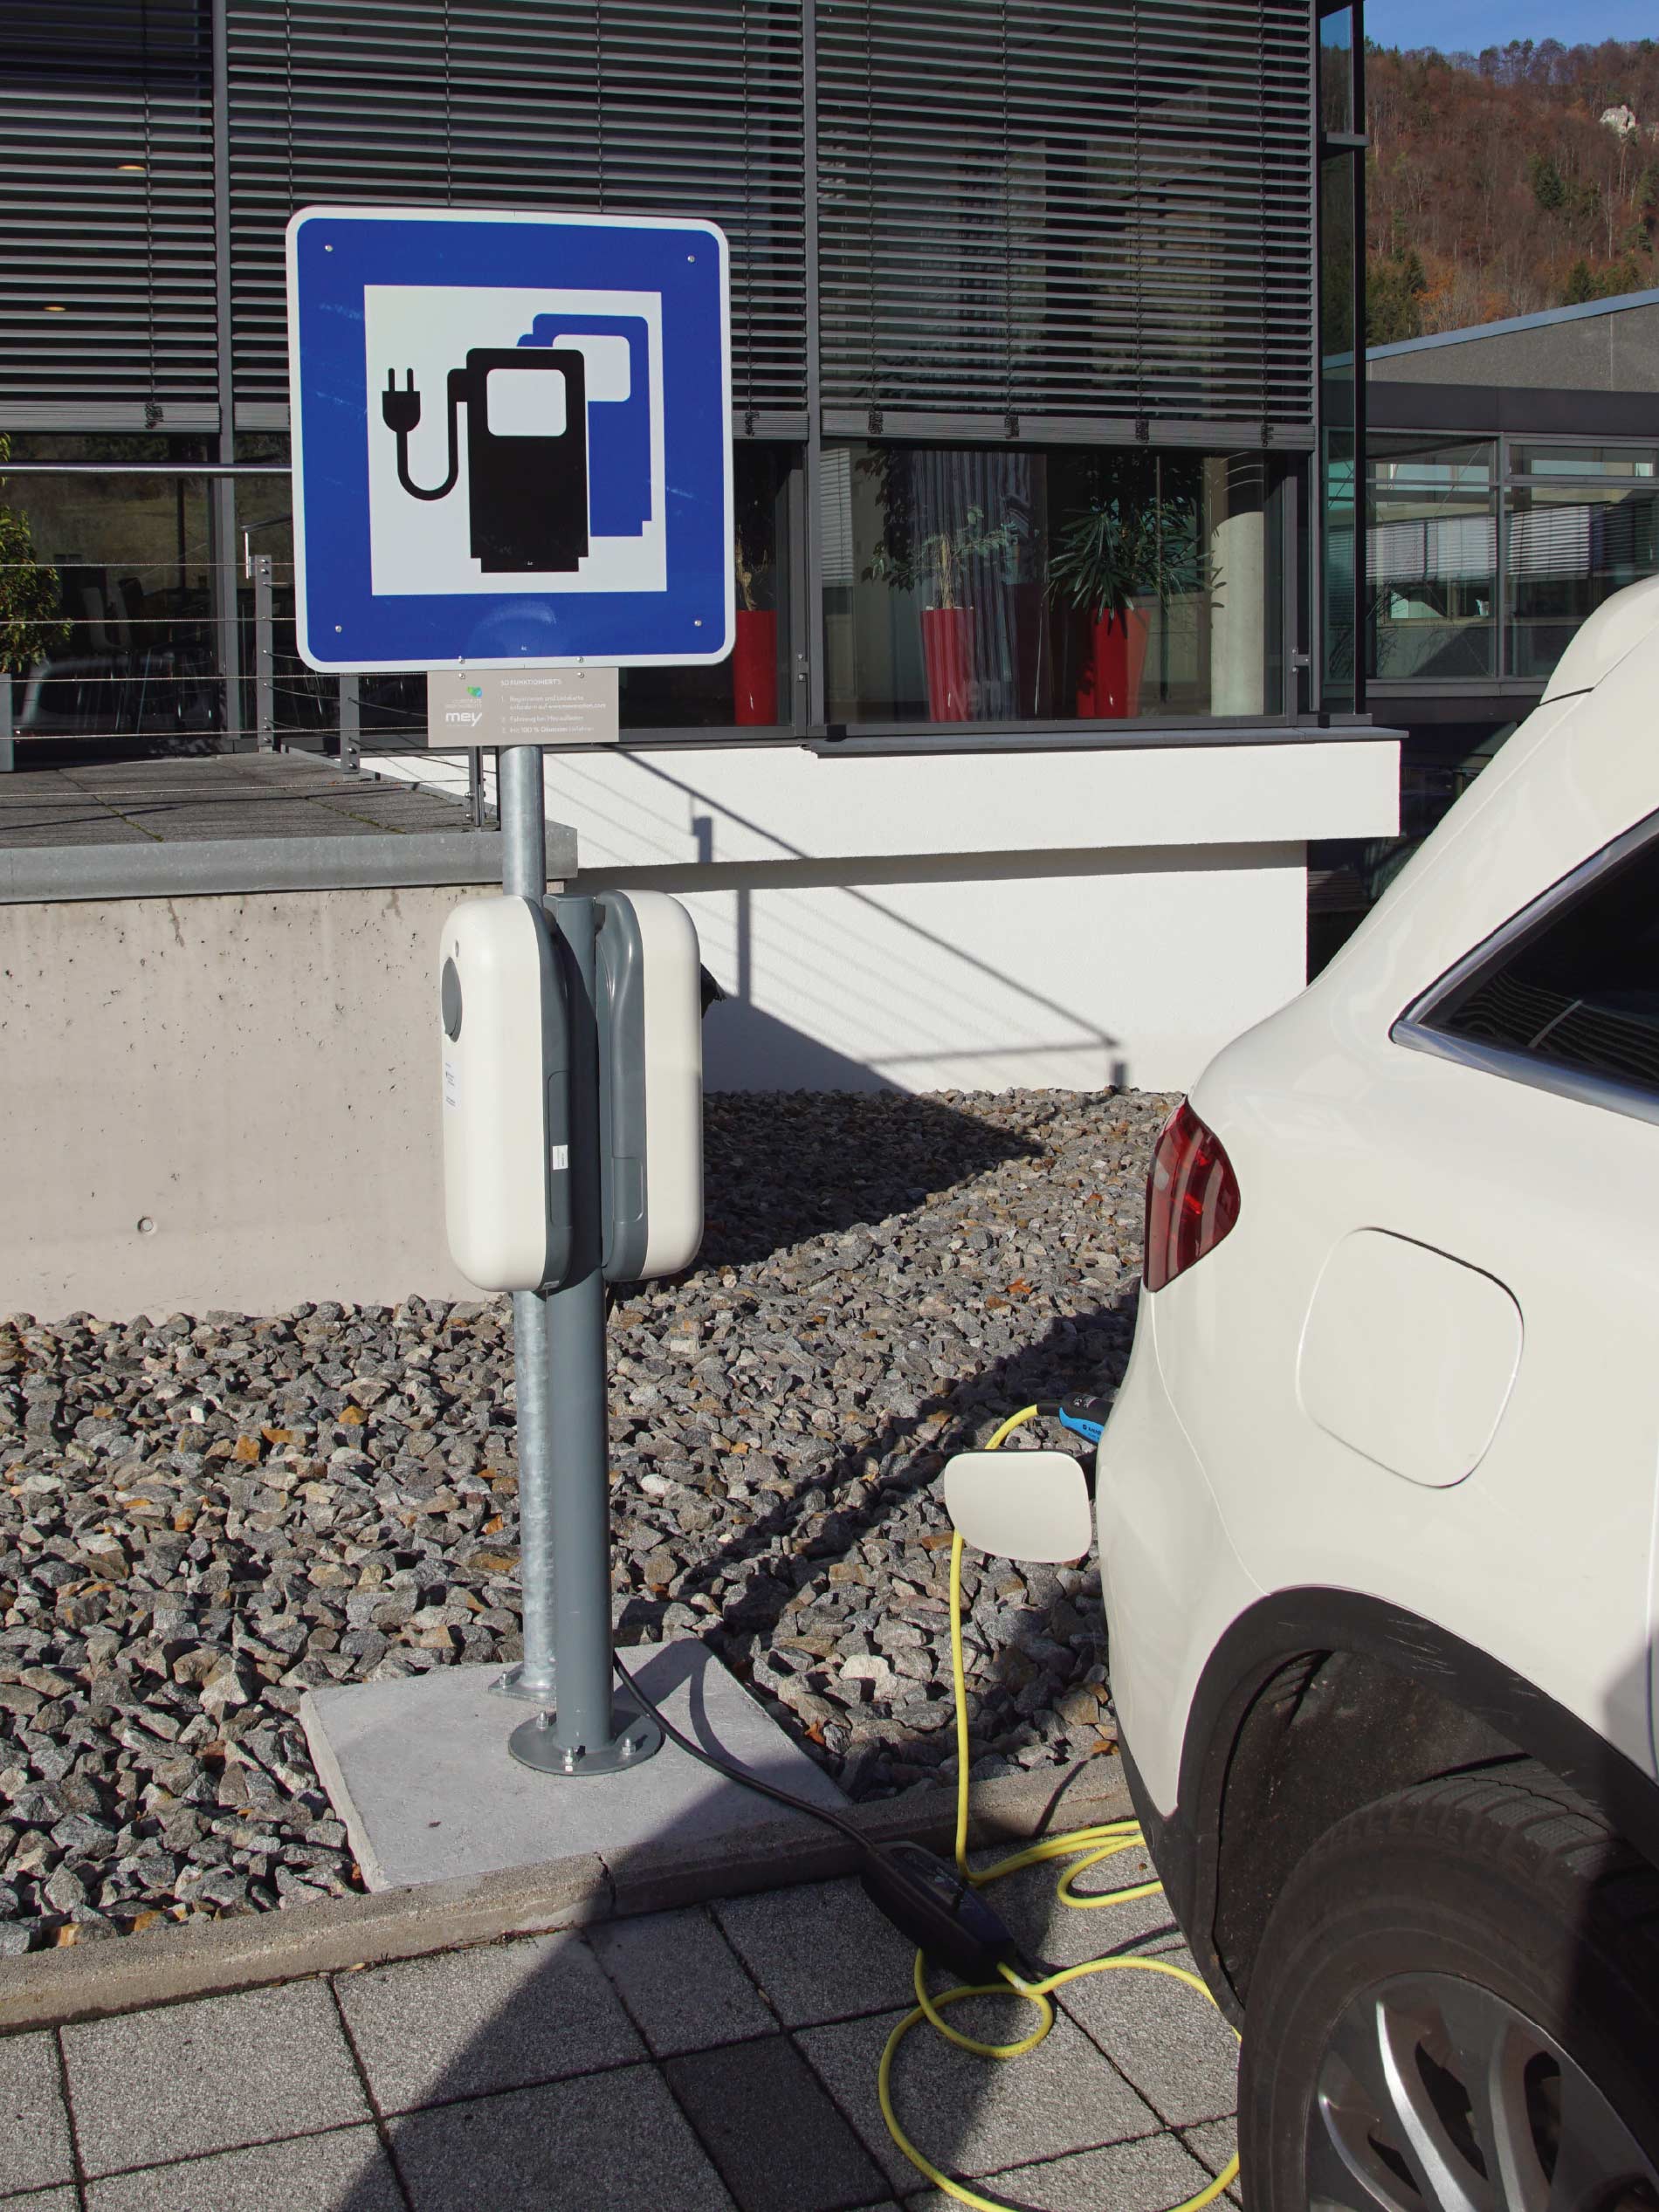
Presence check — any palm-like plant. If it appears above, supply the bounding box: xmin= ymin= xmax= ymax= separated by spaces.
xmin=0 ymin=438 xmax=72 ymax=675
xmin=1047 ymin=462 xmax=1208 ymax=622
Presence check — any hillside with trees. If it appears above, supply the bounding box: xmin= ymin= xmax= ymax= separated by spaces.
xmin=1366 ymin=36 xmax=1659 ymax=342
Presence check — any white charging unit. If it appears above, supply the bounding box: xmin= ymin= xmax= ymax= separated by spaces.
xmin=595 ymin=890 xmax=705 ymax=1281
xmin=438 ymin=896 xmax=573 ymax=1292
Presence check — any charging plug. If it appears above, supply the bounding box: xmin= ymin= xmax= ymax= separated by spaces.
xmin=859 ymin=1842 xmax=1025 ymax=1985
xmin=1057 ymin=1394 xmax=1112 ymax=1448
xmin=382 ymin=367 xmax=422 ymax=435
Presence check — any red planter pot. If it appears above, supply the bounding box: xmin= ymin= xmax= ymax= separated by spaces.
xmin=1077 ymin=607 xmax=1151 ymax=719
xmin=921 ymin=606 xmax=975 ymax=722
xmin=733 ymin=608 xmax=778 ymax=725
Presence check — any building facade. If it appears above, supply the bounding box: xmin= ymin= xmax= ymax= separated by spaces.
xmin=2 ymin=0 xmax=1396 ymax=1091
xmin=1300 ymin=286 xmax=1659 ymax=956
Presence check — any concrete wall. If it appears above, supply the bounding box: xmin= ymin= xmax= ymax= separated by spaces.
xmin=0 ymin=884 xmax=479 ymax=1320
xmin=383 ymin=737 xmax=1400 ymax=1093
xmin=1 ymin=738 xmax=1398 ymax=1319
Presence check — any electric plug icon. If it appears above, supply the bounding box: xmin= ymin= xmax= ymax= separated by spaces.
xmin=382 ymin=368 xmax=422 ymax=436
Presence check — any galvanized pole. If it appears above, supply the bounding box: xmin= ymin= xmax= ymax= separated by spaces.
xmin=0 ymin=673 xmax=13 ymax=775
xmin=498 ymin=744 xmax=559 ymax=1710
xmin=338 ymin=676 xmax=361 ymax=775
xmin=252 ymin=553 xmax=275 ymax=751
xmin=497 ymin=745 xmax=659 ymax=1775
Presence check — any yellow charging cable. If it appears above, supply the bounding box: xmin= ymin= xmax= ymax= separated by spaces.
xmin=875 ymin=1405 xmax=1243 ymax=2212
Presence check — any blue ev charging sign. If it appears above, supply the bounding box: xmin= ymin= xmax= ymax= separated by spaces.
xmin=285 ymin=206 xmax=733 ymax=673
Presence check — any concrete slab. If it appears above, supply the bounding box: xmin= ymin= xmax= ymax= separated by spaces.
xmin=301 ymin=1642 xmax=849 ymax=1893
xmin=83 ymin=2126 xmax=403 ymax=2212
xmin=795 ymin=2001 xmax=1160 ymax=2195
xmin=387 ymin=2063 xmax=733 ymax=2212
xmin=334 ymin=1928 xmax=644 ymax=2113
xmin=1055 ymin=1944 xmax=1240 ymax=2126
xmin=0 ymin=2030 xmax=75 ymax=2195
xmin=589 ymin=1905 xmax=777 ymax=2057
xmin=664 ymin=2035 xmax=888 ymax=2212
xmin=60 ymin=1979 xmax=368 ymax=2177
xmin=902 ymin=2129 xmax=1220 ymax=2212
xmin=712 ymin=1876 xmax=918 ymax=2028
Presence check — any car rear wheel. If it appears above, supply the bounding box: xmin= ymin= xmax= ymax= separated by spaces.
xmin=1238 ymin=1765 xmax=1659 ymax=2212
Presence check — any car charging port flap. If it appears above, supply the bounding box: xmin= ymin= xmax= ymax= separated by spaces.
xmin=859 ymin=1841 xmax=1028 ymax=1985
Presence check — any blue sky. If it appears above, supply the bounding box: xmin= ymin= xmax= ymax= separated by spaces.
xmin=1366 ymin=0 xmax=1655 ymax=49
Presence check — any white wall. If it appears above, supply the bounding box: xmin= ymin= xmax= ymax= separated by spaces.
xmin=382 ymin=738 xmax=1401 ymax=1092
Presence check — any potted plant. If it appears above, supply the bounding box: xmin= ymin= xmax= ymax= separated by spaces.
xmin=0 ymin=436 xmax=72 ymax=696
xmin=1048 ymin=464 xmax=1206 ymax=718
xmin=864 ymin=492 xmax=1023 ymax=722
xmin=732 ymin=519 xmax=777 ymax=725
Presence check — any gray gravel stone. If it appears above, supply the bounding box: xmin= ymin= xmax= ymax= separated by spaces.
xmin=0 ymin=1088 xmax=1162 ymax=1945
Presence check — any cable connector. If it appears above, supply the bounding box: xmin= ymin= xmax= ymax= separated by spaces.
xmin=382 ymin=368 xmax=422 ymax=436
xmin=859 ymin=1842 xmax=1026 ymax=1984
xmin=1057 ymin=1394 xmax=1112 ymax=1448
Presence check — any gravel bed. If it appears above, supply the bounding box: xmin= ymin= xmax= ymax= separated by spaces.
xmin=0 ymin=1087 xmax=1167 ymax=1950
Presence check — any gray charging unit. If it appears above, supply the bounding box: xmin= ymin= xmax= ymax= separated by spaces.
xmin=437 ymin=759 xmax=705 ymax=1779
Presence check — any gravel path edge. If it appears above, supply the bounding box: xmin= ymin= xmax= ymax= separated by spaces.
xmin=0 ymin=1753 xmax=1132 ymax=2034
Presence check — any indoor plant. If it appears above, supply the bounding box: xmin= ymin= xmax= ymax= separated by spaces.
xmin=1048 ymin=463 xmax=1206 ymax=718
xmin=863 ymin=494 xmax=1023 ymax=722
xmin=732 ymin=467 xmax=779 ymax=725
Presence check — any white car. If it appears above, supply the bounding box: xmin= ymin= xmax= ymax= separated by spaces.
xmin=1099 ymin=580 xmax=1659 ymax=2211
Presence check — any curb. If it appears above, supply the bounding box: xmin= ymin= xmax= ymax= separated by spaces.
xmin=0 ymin=1755 xmax=1132 ymax=2034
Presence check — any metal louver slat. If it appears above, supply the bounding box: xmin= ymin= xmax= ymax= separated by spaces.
xmin=225 ymin=0 xmax=809 ymax=425
xmin=0 ymin=3 xmax=217 ymax=427
xmin=816 ymin=0 xmax=1316 ymax=443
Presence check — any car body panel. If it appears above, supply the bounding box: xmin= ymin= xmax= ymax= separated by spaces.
xmin=1097 ymin=587 xmax=1659 ymax=1836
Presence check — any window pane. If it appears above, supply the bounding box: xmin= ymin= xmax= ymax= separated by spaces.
xmin=822 ymin=442 xmax=1273 ymax=726
xmin=3 ymin=462 xmax=221 ymax=742
xmin=623 ymin=444 xmax=791 ymax=730
xmin=1366 ymin=438 xmax=1497 ymax=681
xmin=1507 ymin=483 xmax=1659 ymax=682
xmin=1512 ymin=444 xmax=1656 ymax=481
xmin=1320 ymin=155 xmax=1359 ymax=709
xmin=1424 ymin=833 xmax=1659 ymax=1100
xmin=1319 ymin=5 xmax=1355 ymax=136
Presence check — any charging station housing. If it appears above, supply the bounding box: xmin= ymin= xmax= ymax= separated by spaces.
xmin=438 ymin=896 xmax=572 ymax=1292
xmin=595 ymin=890 xmax=705 ymax=1284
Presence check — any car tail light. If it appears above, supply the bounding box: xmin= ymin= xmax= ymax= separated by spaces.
xmin=1144 ymin=1101 xmax=1241 ymax=1292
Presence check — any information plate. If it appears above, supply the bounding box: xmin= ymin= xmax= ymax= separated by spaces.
xmin=425 ymin=667 xmax=621 ymax=748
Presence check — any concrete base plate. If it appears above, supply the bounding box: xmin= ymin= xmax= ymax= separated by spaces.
xmin=299 ymin=1641 xmax=849 ymax=1893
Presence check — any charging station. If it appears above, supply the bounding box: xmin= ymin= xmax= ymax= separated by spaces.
xmin=293 ymin=200 xmax=846 ymax=1884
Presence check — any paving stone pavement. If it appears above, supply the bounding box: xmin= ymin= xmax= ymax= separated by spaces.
xmin=0 ymin=1860 xmax=1238 ymax=2211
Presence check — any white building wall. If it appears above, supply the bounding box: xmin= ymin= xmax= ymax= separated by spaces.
xmin=380 ymin=738 xmax=1401 ymax=1093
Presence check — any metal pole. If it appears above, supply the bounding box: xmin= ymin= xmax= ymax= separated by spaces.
xmin=338 ymin=676 xmax=361 ymax=774
xmin=496 ymin=744 xmax=659 ymax=1776
xmin=0 ymin=673 xmax=13 ymax=774
xmin=253 ymin=553 xmax=275 ymax=751
xmin=467 ymin=746 xmax=484 ymax=826
xmin=498 ymin=745 xmax=558 ymax=1706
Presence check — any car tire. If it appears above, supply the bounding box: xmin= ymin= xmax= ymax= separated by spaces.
xmin=1238 ymin=1762 xmax=1659 ymax=2212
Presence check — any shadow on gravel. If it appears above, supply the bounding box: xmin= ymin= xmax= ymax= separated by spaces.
xmin=615 ymin=1282 xmax=1142 ymax=1796
xmin=696 ymin=1090 xmax=1043 ymax=1272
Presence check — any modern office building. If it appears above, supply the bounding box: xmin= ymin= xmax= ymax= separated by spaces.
xmin=3 ymin=0 xmax=1396 ymax=1092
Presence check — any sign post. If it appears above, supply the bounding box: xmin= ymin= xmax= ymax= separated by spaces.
xmin=288 ymin=203 xmax=732 ymax=1777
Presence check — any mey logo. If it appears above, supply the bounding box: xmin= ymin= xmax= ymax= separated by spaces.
xmin=444 ymin=707 xmax=485 ymax=727
xmin=364 ymin=283 xmax=666 ymax=602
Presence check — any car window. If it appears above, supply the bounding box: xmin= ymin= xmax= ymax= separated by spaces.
xmin=1420 ymin=828 xmax=1659 ymax=1100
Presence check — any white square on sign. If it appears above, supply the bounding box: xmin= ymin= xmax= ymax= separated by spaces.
xmin=486 ymin=367 xmax=567 ymax=437
xmin=363 ymin=283 xmax=666 ymax=600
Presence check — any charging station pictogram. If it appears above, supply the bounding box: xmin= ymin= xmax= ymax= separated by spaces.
xmin=286 ymin=207 xmax=732 ymax=672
